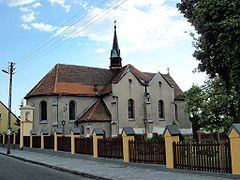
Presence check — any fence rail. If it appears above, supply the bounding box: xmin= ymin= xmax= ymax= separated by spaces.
xmin=173 ymin=141 xmax=232 ymax=173
xmin=129 ymin=140 xmax=166 ymax=165
xmin=98 ymin=137 xmax=123 ymax=159
xmin=75 ymin=137 xmax=93 ymax=155
xmin=32 ymin=136 xmax=41 ymax=148
xmin=57 ymin=136 xmax=71 ymax=152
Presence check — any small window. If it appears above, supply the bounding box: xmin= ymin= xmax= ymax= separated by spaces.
xmin=40 ymin=101 xmax=47 ymax=121
xmin=128 ymin=99 xmax=134 ymax=119
xmin=0 ymin=113 xmax=2 ymax=120
xmin=81 ymin=125 xmax=84 ymax=135
xmin=159 ymin=81 xmax=162 ymax=87
xmin=128 ymin=79 xmax=132 ymax=84
xmin=69 ymin=100 xmax=76 ymax=120
xmin=158 ymin=100 xmax=165 ymax=119
xmin=25 ymin=112 xmax=30 ymax=121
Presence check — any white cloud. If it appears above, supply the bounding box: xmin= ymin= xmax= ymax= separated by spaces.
xmin=49 ymin=0 xmax=71 ymax=13
xmin=21 ymin=23 xmax=31 ymax=30
xmin=32 ymin=2 xmax=41 ymax=8
xmin=52 ymin=0 xmax=192 ymax=53
xmin=19 ymin=2 xmax=40 ymax=24
xmin=21 ymin=10 xmax=35 ymax=23
xmin=96 ymin=48 xmax=106 ymax=53
xmin=5 ymin=0 xmax=37 ymax=7
xmin=31 ymin=22 xmax=57 ymax=32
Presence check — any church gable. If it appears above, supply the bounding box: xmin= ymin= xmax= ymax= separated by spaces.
xmin=76 ymin=99 xmax=111 ymax=123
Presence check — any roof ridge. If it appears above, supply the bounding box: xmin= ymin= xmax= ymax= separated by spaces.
xmin=57 ymin=63 xmax=110 ymax=71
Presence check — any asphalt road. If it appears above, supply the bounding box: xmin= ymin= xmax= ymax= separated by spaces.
xmin=0 ymin=154 xmax=92 ymax=180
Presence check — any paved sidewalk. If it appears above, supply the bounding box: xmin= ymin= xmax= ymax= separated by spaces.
xmin=0 ymin=147 xmax=238 ymax=180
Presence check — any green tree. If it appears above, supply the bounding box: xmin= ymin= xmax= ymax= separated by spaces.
xmin=177 ymin=0 xmax=240 ymax=122
xmin=185 ymin=77 xmax=235 ymax=132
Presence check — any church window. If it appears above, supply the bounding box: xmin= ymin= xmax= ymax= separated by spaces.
xmin=175 ymin=104 xmax=178 ymax=121
xmin=40 ymin=101 xmax=47 ymax=121
xmin=0 ymin=113 xmax=2 ymax=120
xmin=69 ymin=100 xmax=76 ymax=120
xmin=128 ymin=99 xmax=135 ymax=119
xmin=158 ymin=100 xmax=165 ymax=119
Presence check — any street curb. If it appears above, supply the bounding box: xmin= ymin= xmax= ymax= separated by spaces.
xmin=0 ymin=152 xmax=112 ymax=180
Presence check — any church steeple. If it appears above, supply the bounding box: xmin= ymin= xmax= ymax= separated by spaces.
xmin=110 ymin=21 xmax=122 ymax=70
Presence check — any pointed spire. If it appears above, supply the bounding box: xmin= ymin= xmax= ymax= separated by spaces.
xmin=110 ymin=20 xmax=122 ymax=70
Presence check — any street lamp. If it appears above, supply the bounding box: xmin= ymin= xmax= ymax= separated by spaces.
xmin=62 ymin=120 xmax=66 ymax=135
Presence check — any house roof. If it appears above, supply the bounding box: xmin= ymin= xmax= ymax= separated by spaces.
xmin=0 ymin=101 xmax=20 ymax=121
xmin=25 ymin=64 xmax=113 ymax=98
xmin=76 ymin=99 xmax=111 ymax=123
xmin=25 ymin=63 xmax=183 ymax=100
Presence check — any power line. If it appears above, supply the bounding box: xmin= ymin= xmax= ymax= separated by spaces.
xmin=17 ymin=0 xmax=99 ymax=66
xmin=16 ymin=0 xmax=128 ymax=73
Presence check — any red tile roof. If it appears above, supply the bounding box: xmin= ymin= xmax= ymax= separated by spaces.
xmin=76 ymin=99 xmax=111 ymax=122
xmin=25 ymin=63 xmax=183 ymax=99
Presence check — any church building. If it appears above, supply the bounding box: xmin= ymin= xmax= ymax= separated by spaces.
xmin=24 ymin=25 xmax=192 ymax=137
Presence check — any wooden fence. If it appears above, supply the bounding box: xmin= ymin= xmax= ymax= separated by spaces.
xmin=15 ymin=134 xmax=20 ymax=144
xmin=57 ymin=136 xmax=71 ymax=152
xmin=23 ymin=136 xmax=30 ymax=147
xmin=129 ymin=140 xmax=166 ymax=165
xmin=44 ymin=136 xmax=54 ymax=149
xmin=173 ymin=141 xmax=231 ymax=173
xmin=32 ymin=136 xmax=41 ymax=148
xmin=98 ymin=137 xmax=123 ymax=159
xmin=75 ymin=137 xmax=93 ymax=155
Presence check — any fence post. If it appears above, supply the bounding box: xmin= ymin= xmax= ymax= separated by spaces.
xmin=70 ymin=128 xmax=81 ymax=155
xmin=41 ymin=129 xmax=49 ymax=150
xmin=30 ymin=134 xmax=33 ymax=148
xmin=121 ymin=127 xmax=135 ymax=163
xmin=227 ymin=124 xmax=240 ymax=174
xmin=13 ymin=133 xmax=16 ymax=145
xmin=30 ymin=130 xmax=36 ymax=148
xmin=92 ymin=128 xmax=104 ymax=158
xmin=53 ymin=128 xmax=63 ymax=152
xmin=163 ymin=125 xmax=181 ymax=169
xmin=3 ymin=134 xmax=5 ymax=145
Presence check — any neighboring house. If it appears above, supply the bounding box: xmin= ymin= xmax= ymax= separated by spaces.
xmin=0 ymin=101 xmax=20 ymax=133
xmin=24 ymin=25 xmax=192 ymax=137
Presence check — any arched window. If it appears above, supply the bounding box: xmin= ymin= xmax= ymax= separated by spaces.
xmin=158 ymin=100 xmax=164 ymax=119
xmin=40 ymin=101 xmax=47 ymax=121
xmin=175 ymin=104 xmax=178 ymax=121
xmin=128 ymin=99 xmax=134 ymax=119
xmin=69 ymin=100 xmax=76 ymax=120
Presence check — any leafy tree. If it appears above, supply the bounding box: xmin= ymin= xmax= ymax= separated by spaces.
xmin=177 ymin=0 xmax=240 ymax=122
xmin=185 ymin=77 xmax=235 ymax=132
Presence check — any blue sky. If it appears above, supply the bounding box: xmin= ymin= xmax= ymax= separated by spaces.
xmin=0 ymin=0 xmax=206 ymax=115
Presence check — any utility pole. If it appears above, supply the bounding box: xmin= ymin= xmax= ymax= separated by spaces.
xmin=2 ymin=62 xmax=15 ymax=154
